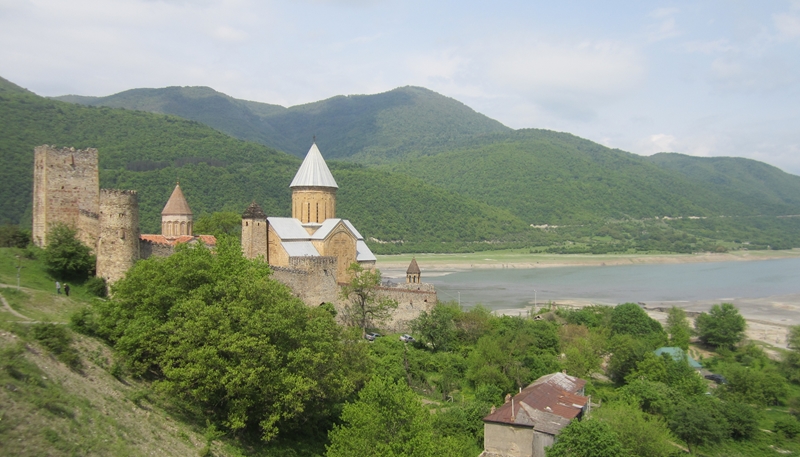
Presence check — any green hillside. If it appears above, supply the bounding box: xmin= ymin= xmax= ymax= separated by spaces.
xmin=55 ymin=85 xmax=511 ymax=162
xmin=384 ymin=129 xmax=800 ymax=225
xmin=0 ymin=86 xmax=531 ymax=250
xmin=646 ymin=153 xmax=800 ymax=214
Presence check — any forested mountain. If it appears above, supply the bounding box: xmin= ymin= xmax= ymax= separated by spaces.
xmin=54 ymin=85 xmax=511 ymax=163
xmin=384 ymin=129 xmax=800 ymax=224
xmin=645 ymin=153 xmax=800 ymax=214
xmin=0 ymin=85 xmax=529 ymax=250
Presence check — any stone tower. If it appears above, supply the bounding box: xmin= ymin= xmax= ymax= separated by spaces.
xmin=96 ymin=189 xmax=140 ymax=285
xmin=161 ymin=183 xmax=193 ymax=236
xmin=290 ymin=143 xmax=338 ymax=225
xmin=32 ymin=145 xmax=100 ymax=249
xmin=241 ymin=201 xmax=268 ymax=260
xmin=406 ymin=258 xmax=421 ymax=284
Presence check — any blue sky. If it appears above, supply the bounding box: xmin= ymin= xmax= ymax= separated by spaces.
xmin=2 ymin=0 xmax=799 ymax=174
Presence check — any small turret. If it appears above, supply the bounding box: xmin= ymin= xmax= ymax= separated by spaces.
xmin=161 ymin=183 xmax=193 ymax=236
xmin=406 ymin=258 xmax=421 ymax=284
xmin=241 ymin=201 xmax=268 ymax=260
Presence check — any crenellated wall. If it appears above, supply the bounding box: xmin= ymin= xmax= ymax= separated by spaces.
xmin=96 ymin=189 xmax=140 ymax=285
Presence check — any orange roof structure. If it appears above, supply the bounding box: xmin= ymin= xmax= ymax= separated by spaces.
xmin=140 ymin=234 xmax=216 ymax=246
xmin=161 ymin=183 xmax=193 ymax=216
xmin=483 ymin=372 xmax=588 ymax=435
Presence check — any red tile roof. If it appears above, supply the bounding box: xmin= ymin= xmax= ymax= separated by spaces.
xmin=140 ymin=234 xmax=216 ymax=246
xmin=483 ymin=372 xmax=588 ymax=435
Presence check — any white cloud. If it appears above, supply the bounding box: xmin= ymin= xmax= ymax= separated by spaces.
xmin=774 ymin=12 xmax=800 ymax=38
xmin=640 ymin=133 xmax=678 ymax=154
xmin=683 ymin=39 xmax=734 ymax=54
xmin=648 ymin=7 xmax=681 ymax=41
xmin=212 ymin=25 xmax=248 ymax=42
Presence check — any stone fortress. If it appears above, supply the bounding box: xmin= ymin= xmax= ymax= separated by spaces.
xmin=32 ymin=143 xmax=436 ymax=331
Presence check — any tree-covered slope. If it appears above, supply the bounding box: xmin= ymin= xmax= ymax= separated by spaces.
xmin=646 ymin=153 xmax=800 ymax=215
xmin=0 ymin=86 xmax=529 ymax=247
xmin=55 ymin=85 xmax=511 ymax=163
xmin=384 ymin=129 xmax=800 ymax=224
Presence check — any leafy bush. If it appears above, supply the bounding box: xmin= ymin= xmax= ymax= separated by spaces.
xmin=43 ymin=223 xmax=95 ymax=280
xmin=31 ymin=323 xmax=82 ymax=371
xmin=774 ymin=416 xmax=800 ymax=439
xmin=83 ymin=276 xmax=107 ymax=298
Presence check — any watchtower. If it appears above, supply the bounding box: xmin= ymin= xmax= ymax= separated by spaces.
xmin=32 ymin=145 xmax=100 ymax=248
xmin=96 ymin=189 xmax=140 ymax=284
xmin=161 ymin=183 xmax=193 ymax=236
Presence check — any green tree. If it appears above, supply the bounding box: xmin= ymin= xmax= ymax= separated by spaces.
xmin=194 ymin=211 xmax=242 ymax=238
xmin=668 ymin=398 xmax=729 ymax=454
xmin=326 ymin=377 xmax=439 ymax=457
xmin=43 ymin=223 xmax=95 ymax=280
xmin=788 ymin=325 xmax=800 ymax=350
xmin=0 ymin=224 xmax=30 ymax=247
xmin=695 ymin=303 xmax=746 ymax=349
xmin=609 ymin=303 xmax=666 ymax=346
xmin=666 ymin=306 xmax=692 ymax=350
xmin=411 ymin=302 xmax=459 ymax=351
xmin=593 ymin=401 xmax=677 ymax=457
xmin=546 ymin=419 xmax=629 ymax=457
xmin=92 ymin=236 xmax=354 ymax=442
xmin=340 ymin=263 xmax=398 ymax=337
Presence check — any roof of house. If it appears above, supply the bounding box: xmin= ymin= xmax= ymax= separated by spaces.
xmin=655 ymin=347 xmax=703 ymax=369
xmin=406 ymin=258 xmax=421 ymax=274
xmin=140 ymin=234 xmax=216 ymax=246
xmin=161 ymin=183 xmax=193 ymax=216
xmin=483 ymin=372 xmax=588 ymax=435
xmin=267 ymin=216 xmax=376 ymax=262
xmin=289 ymin=143 xmax=338 ymax=189
xmin=242 ymin=201 xmax=267 ymax=219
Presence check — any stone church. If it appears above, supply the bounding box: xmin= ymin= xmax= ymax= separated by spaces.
xmin=240 ymin=142 xmax=376 ymax=282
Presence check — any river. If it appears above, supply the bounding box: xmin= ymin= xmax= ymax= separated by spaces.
xmin=385 ymin=257 xmax=800 ymax=325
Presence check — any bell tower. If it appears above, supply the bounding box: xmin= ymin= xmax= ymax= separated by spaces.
xmin=290 ymin=143 xmax=338 ymax=224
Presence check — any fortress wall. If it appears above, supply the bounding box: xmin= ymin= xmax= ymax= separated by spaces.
xmin=139 ymin=240 xmax=175 ymax=259
xmin=374 ymin=286 xmax=438 ymax=333
xmin=96 ymin=190 xmax=140 ymax=284
xmin=272 ymin=256 xmax=339 ymax=306
xmin=32 ymin=145 xmax=99 ymax=248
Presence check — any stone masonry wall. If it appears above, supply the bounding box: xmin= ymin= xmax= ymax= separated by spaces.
xmin=271 ymin=256 xmax=339 ymax=306
xmin=32 ymin=145 xmax=99 ymax=249
xmin=139 ymin=240 xmax=175 ymax=259
xmin=374 ymin=285 xmax=437 ymax=333
xmin=96 ymin=190 xmax=140 ymax=285
xmin=242 ymin=217 xmax=268 ymax=260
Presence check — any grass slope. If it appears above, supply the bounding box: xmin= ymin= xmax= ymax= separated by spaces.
xmin=55 ymin=85 xmax=511 ymax=162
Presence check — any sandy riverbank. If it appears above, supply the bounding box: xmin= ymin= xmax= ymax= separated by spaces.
xmin=376 ymin=249 xmax=800 ymax=271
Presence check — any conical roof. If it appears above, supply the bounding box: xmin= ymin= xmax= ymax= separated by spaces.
xmin=242 ymin=201 xmax=267 ymax=219
xmin=406 ymin=258 xmax=421 ymax=275
xmin=161 ymin=183 xmax=193 ymax=215
xmin=290 ymin=143 xmax=338 ymax=188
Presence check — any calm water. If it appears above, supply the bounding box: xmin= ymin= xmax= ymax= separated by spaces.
xmin=423 ymin=257 xmax=800 ymax=312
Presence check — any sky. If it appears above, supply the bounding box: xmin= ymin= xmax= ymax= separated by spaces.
xmin=2 ymin=0 xmax=799 ymax=174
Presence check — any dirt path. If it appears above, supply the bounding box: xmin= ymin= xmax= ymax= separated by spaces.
xmin=0 ymin=284 xmax=33 ymax=321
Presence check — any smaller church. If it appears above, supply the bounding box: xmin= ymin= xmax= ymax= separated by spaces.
xmin=241 ymin=143 xmax=376 ymax=282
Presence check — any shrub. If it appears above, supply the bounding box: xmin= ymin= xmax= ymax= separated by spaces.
xmin=31 ymin=323 xmax=83 ymax=371
xmin=84 ymin=276 xmax=107 ymax=297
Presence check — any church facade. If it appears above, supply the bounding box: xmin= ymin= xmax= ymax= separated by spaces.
xmin=241 ymin=143 xmax=376 ymax=282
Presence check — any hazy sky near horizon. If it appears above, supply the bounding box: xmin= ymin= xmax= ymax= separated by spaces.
xmin=2 ymin=1 xmax=799 ymax=173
